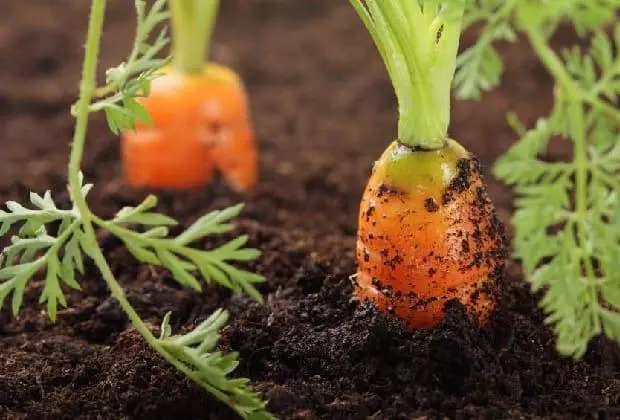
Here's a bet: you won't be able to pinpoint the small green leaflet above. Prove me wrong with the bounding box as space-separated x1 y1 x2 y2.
104 98 152 135
106 202 265 303
0 191 73 237
562 26 620 100
94 0 170 134
113 195 177 226
158 309 275 420
0 221 87 320
454 22 516 99
454 0 517 99
175 203 244 245
0 172 100 320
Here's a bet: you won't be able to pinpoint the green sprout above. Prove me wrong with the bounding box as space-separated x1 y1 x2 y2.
457 0 620 357
350 0 467 149
169 0 220 73
0 1 273 418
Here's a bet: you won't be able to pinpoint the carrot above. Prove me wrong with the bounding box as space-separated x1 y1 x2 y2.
121 0 257 191
350 1 506 328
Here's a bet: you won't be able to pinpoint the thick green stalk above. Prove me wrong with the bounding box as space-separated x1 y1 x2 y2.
170 0 220 74
349 1 464 150
400 15 463 149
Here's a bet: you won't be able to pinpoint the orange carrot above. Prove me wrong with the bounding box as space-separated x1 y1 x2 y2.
121 0 257 191
122 64 256 190
355 140 505 328
350 1 505 328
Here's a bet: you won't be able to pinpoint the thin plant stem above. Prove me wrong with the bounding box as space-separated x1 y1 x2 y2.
68 0 106 216
64 2 253 415
65 0 167 368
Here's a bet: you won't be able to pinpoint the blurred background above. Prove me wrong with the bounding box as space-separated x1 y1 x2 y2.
0 0 559 236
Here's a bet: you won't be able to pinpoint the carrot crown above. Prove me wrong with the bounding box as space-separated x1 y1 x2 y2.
350 0 465 150
170 0 220 74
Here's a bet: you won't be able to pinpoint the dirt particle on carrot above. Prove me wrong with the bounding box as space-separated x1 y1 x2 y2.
424 197 439 212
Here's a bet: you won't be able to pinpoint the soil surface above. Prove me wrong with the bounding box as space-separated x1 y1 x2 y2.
1 1 619 419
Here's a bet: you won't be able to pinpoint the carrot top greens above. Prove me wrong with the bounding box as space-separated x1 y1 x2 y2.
457 1 620 357
349 0 466 150
0 1 272 418
170 0 220 73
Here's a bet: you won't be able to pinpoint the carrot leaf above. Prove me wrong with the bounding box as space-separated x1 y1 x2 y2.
0 179 90 320
82 0 171 133
463 2 620 357
99 201 265 302
158 309 273 419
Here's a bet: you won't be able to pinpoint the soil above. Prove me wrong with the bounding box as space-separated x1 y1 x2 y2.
0 1 618 419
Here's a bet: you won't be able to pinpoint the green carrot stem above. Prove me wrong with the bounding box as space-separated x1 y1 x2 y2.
350 1 464 149
169 0 220 74
69 0 105 210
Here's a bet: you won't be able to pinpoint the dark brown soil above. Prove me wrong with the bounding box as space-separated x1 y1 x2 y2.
0 1 618 419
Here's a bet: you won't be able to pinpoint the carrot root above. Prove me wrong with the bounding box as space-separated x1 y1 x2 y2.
355 140 506 329
120 64 257 191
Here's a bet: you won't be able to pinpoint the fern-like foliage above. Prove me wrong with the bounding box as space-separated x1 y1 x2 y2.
0 179 272 418
90 0 171 134
455 0 620 100
102 198 266 302
531 0 620 34
454 0 518 99
0 178 93 320
563 26 620 101
494 23 620 357
159 310 274 420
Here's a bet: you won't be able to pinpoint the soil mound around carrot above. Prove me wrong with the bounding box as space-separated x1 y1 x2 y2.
0 1 619 419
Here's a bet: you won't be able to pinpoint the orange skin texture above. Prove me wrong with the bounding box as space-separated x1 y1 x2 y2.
355 140 505 329
121 64 257 191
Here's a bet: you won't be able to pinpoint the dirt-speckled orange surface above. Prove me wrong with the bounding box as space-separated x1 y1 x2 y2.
355 140 505 328
121 63 257 191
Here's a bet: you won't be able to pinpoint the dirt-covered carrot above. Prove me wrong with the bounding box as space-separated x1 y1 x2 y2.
350 1 506 328
121 0 257 191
